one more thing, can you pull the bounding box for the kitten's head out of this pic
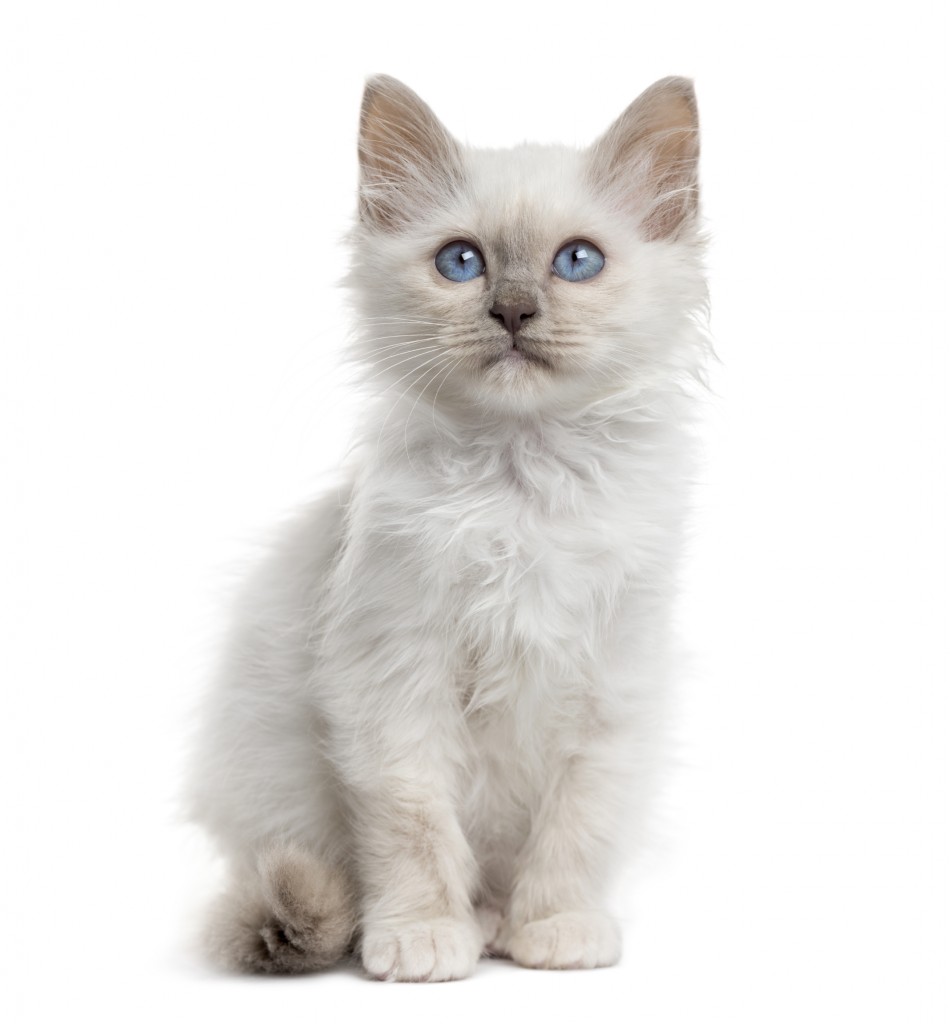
[347,75,706,418]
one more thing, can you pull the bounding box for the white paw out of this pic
[361,916,482,982]
[507,911,621,970]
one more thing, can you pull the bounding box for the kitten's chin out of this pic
[472,349,561,414]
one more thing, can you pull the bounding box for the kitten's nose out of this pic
[489,301,536,335]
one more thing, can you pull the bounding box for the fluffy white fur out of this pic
[188,75,708,981]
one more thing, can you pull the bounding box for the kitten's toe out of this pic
[361,916,482,982]
[508,911,621,970]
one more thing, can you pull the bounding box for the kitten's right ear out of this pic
[358,76,464,230]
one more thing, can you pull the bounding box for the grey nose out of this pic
[489,301,536,334]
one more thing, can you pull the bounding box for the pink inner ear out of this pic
[358,76,462,230]
[589,77,700,241]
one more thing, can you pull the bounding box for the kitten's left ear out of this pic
[589,77,700,240]
[358,75,464,230]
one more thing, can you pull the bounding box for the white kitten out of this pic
[188,74,707,981]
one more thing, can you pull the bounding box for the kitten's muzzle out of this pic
[489,301,536,335]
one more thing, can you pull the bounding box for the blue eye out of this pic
[552,240,605,282]
[435,240,486,282]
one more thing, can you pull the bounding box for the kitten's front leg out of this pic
[498,599,668,971]
[326,644,481,982]
[497,728,635,971]
[351,771,483,982]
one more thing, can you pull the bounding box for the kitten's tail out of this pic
[206,840,356,974]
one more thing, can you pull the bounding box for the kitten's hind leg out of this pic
[206,841,356,974]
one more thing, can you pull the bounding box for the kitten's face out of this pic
[349,77,703,417]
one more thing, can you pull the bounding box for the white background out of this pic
[1,1,947,1021]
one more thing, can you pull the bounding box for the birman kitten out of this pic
[189,73,707,981]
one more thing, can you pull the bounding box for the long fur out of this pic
[187,74,708,982]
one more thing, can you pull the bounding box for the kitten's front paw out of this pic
[507,911,621,970]
[361,916,482,982]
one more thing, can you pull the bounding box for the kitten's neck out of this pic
[364,384,689,468]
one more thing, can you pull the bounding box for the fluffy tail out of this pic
[206,841,356,974]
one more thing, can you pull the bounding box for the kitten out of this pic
[188,74,707,982]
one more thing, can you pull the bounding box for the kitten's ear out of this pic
[589,77,700,240]
[358,75,464,230]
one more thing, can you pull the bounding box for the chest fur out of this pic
[418,437,637,678]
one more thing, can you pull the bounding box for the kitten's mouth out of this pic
[485,339,552,370]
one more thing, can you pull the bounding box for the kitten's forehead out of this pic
[460,144,601,253]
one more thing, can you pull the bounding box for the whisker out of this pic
[429,355,464,421]
[362,348,445,384]
[404,356,461,464]
[377,349,456,399]
[358,331,483,354]
[359,317,452,328]
[368,343,443,361]
[367,334,469,354]
[374,352,456,461]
